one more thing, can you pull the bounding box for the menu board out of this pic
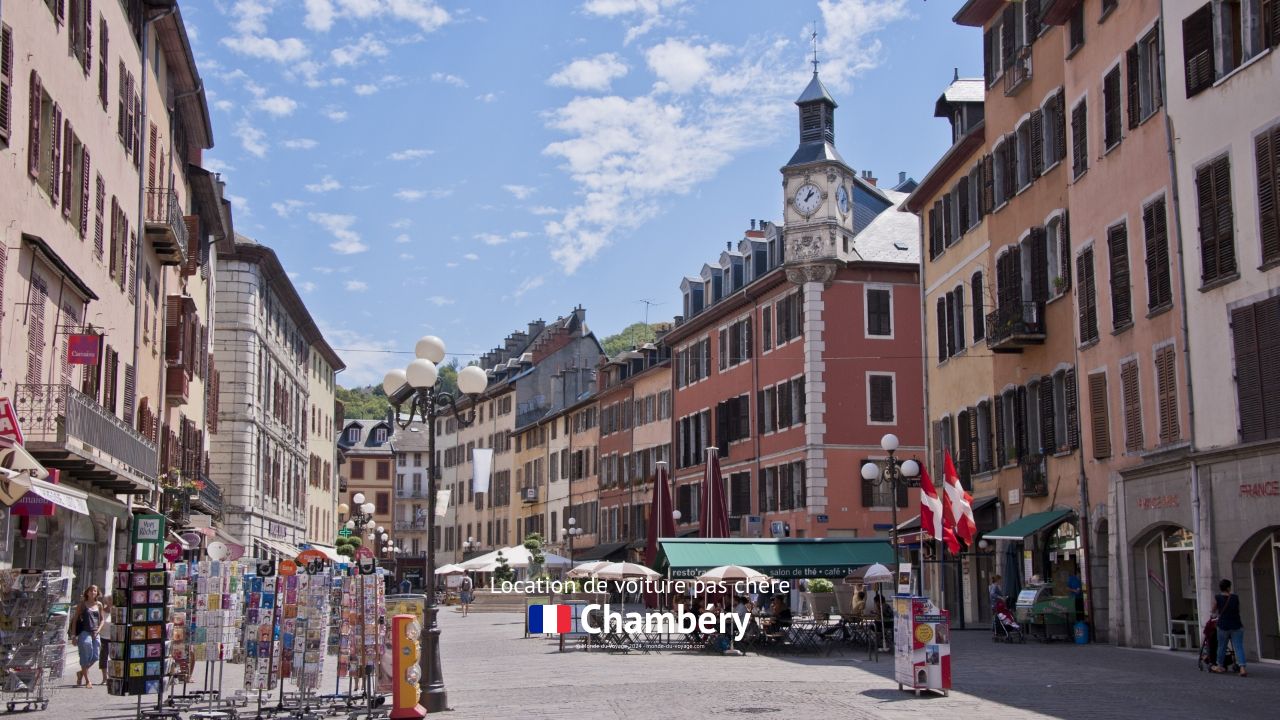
[106,563,172,696]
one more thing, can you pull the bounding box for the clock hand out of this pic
[806,190,815,201]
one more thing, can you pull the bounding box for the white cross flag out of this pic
[472,448,494,493]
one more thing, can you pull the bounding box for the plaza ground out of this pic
[28,608,1280,719]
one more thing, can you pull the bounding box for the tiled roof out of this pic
[943,78,985,104]
[849,190,921,265]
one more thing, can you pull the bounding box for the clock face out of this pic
[793,183,823,215]
[836,184,850,215]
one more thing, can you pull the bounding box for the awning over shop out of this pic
[984,509,1073,541]
[303,543,343,562]
[257,537,300,559]
[575,541,628,561]
[657,538,895,579]
[25,479,90,515]
[86,493,131,520]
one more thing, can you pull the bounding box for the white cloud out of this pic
[388,148,434,161]
[390,218,412,229]
[583,0,687,44]
[817,0,911,84]
[475,92,497,103]
[316,324,401,385]
[463,253,479,261]
[305,175,343,193]
[395,188,451,201]
[430,72,467,87]
[310,213,369,254]
[256,95,299,116]
[503,184,536,200]
[548,53,629,92]
[299,281,318,293]
[203,157,234,175]
[402,253,417,260]
[354,84,379,95]
[303,0,336,31]
[394,233,411,243]
[283,138,318,150]
[426,296,455,306]
[226,193,251,215]
[385,0,451,32]
[234,120,268,157]
[345,280,369,292]
[512,275,544,298]
[475,231,529,246]
[331,34,388,66]
[307,0,451,34]
[214,99,234,112]
[645,39,728,94]
[323,107,349,122]
[222,35,309,63]
[529,205,559,216]
[272,199,308,217]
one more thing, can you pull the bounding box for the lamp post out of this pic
[340,494,380,560]
[566,518,583,563]
[383,336,488,714]
[859,433,921,572]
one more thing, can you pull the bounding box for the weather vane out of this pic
[811,22,819,75]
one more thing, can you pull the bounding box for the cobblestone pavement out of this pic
[16,608,1280,719]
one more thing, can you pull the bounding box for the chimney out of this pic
[899,171,907,185]
[528,319,546,338]
[726,241,732,251]
[862,169,877,187]
[750,219,757,230]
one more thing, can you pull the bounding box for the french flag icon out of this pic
[528,604,574,634]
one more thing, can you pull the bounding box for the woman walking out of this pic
[68,585,104,687]
[1212,578,1248,677]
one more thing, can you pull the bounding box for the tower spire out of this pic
[811,22,820,75]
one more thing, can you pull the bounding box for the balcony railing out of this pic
[395,486,430,499]
[15,384,158,487]
[394,519,428,532]
[160,487,192,525]
[194,472,223,518]
[1022,455,1048,498]
[986,300,1046,352]
[1004,45,1032,96]
[144,187,188,266]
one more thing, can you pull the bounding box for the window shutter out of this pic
[982,153,995,213]
[1107,223,1132,327]
[1196,156,1237,283]
[1061,210,1073,290]
[1183,4,1216,98]
[49,105,62,204]
[1121,360,1143,451]
[958,409,973,484]
[936,297,947,361]
[1155,346,1180,444]
[1144,198,1172,309]
[83,0,93,74]
[945,293,956,358]
[1255,297,1280,441]
[1127,45,1141,129]
[0,24,12,143]
[127,231,136,296]
[967,408,979,477]
[1065,368,1080,450]
[1014,386,1028,460]
[1030,108,1044,178]
[56,0,66,24]
[954,286,966,351]
[1026,0,1042,39]
[98,19,108,107]
[1071,99,1088,177]
[1039,375,1056,454]
[1078,248,1098,342]
[165,296,183,365]
[123,362,135,424]
[972,272,985,341]
[1004,132,1017,199]
[958,176,970,229]
[1001,6,1016,69]
[943,192,954,246]
[993,394,1006,465]
[25,278,47,385]
[61,121,74,217]
[27,71,41,178]
[983,28,994,86]
[896,473,908,508]
[117,61,126,140]
[1256,126,1280,264]
[1030,226,1049,303]
[1269,0,1280,48]
[861,469,873,508]
[94,175,105,258]
[1053,91,1067,162]
[1089,373,1112,459]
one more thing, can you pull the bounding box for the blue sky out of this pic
[191,1,979,386]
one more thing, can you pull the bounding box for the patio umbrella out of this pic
[861,563,893,584]
[699,447,730,538]
[593,562,661,580]
[644,461,678,608]
[434,563,467,575]
[695,565,769,584]
[567,561,612,578]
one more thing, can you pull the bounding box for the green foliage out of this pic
[335,544,354,558]
[808,578,836,593]
[601,322,663,356]
[492,551,515,584]
[336,385,392,420]
[523,533,546,566]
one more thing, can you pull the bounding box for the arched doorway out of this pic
[1134,525,1198,649]
[1235,527,1280,662]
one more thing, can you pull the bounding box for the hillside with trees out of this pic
[601,322,668,356]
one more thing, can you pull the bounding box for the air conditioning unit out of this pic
[743,515,763,538]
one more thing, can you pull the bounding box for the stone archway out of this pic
[1232,526,1280,662]
[1131,523,1197,650]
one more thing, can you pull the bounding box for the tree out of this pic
[601,322,664,356]
[492,551,514,584]
[336,385,392,420]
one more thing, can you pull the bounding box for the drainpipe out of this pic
[1157,1,1210,626]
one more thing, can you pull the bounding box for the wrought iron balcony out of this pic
[395,486,430,499]
[193,472,223,518]
[1004,45,1032,96]
[15,384,158,492]
[986,300,1046,352]
[1022,455,1048,498]
[144,187,189,266]
[394,519,428,532]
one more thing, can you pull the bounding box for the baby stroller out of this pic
[992,599,1025,643]
[1198,617,1238,672]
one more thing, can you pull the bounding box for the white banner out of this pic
[436,489,451,517]
[472,448,494,493]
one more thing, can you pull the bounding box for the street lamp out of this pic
[860,433,921,571]
[566,518,583,563]
[383,336,488,714]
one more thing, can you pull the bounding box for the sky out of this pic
[190,0,980,387]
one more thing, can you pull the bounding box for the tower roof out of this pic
[795,72,838,107]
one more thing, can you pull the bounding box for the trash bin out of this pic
[1073,621,1089,644]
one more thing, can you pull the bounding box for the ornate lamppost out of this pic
[859,433,920,570]
[383,336,488,713]
[566,517,583,563]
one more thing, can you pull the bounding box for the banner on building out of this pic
[472,448,493,493]
[435,489,450,517]
[67,334,101,365]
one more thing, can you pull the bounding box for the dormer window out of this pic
[345,427,360,444]
[372,427,388,444]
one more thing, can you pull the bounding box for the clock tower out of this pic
[781,68,857,283]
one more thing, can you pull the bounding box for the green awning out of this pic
[85,493,131,521]
[984,509,1072,541]
[657,538,895,579]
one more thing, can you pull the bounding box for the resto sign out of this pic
[67,335,100,365]
[0,398,24,446]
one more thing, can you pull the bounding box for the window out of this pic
[1026,380,1043,454]
[868,374,895,424]
[715,394,752,447]
[774,291,803,345]
[928,202,944,259]
[1120,359,1144,451]
[1077,247,1099,343]
[1230,296,1280,442]
[1257,124,1280,265]
[719,316,753,369]
[1195,154,1237,284]
[967,164,982,228]
[993,139,1009,206]
[1183,4,1217,97]
[972,272,985,342]
[1101,0,1118,19]
[1103,66,1123,150]
[1047,214,1070,296]
[729,472,752,517]
[1069,1,1086,52]
[861,457,901,508]
[1016,119,1033,190]
[1143,198,1173,310]
[983,14,1006,87]
[350,459,365,479]
[0,25,12,146]
[936,297,948,362]
[976,400,994,471]
[1088,372,1111,459]
[1219,0,1272,76]
[1107,222,1132,329]
[1155,344,1181,444]
[1071,98,1089,178]
[866,287,892,337]
[1128,27,1162,128]
[1043,90,1067,169]
[952,285,966,352]
[762,303,773,348]
[376,491,390,515]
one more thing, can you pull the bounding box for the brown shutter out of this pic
[183,215,201,276]
[1054,91,1067,162]
[982,153,995,213]
[983,28,994,86]
[1232,303,1265,441]
[1004,133,1017,198]
[1183,4,1216,98]
[1089,373,1112,459]
[1121,360,1143,451]
[49,105,62,203]
[98,19,108,107]
[116,61,126,139]
[1257,126,1280,265]
[61,121,74,217]
[1108,223,1132,327]
[967,408,980,474]
[1001,6,1016,69]
[1259,297,1280,440]
[27,71,40,178]
[1030,226,1049,303]
[94,175,105,257]
[147,122,157,191]
[1030,108,1044,178]
[1077,248,1098,342]
[79,147,90,237]
[1145,198,1172,309]
[972,271,985,341]
[127,230,136,295]
[1061,210,1073,290]
[936,297,947,361]
[1065,368,1081,450]
[1127,44,1141,129]
[1014,386,1028,460]
[1155,345,1180,444]
[957,409,973,484]
[1039,375,1056,453]
[108,196,118,278]
[25,278,47,385]
[0,24,12,143]
[165,295,183,364]
[1196,156,1237,283]
[1071,98,1088,177]
[958,175,970,230]
[83,0,92,74]
[123,362,136,424]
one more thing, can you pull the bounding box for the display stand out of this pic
[331,564,387,719]
[240,566,284,720]
[0,569,69,713]
[173,560,247,720]
[892,595,951,697]
[275,565,330,720]
[106,562,180,720]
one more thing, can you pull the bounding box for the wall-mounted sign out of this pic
[67,335,101,365]
[268,521,287,537]
[1240,481,1279,498]
[1136,495,1180,509]
[0,399,25,446]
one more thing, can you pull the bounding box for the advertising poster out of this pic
[893,595,951,695]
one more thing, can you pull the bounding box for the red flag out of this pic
[942,450,977,546]
[920,465,959,554]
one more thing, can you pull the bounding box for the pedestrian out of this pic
[1212,578,1248,677]
[989,574,1005,614]
[459,574,474,617]
[68,585,103,688]
[399,577,411,595]
[1067,571,1084,615]
[98,598,113,685]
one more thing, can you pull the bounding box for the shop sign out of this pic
[816,514,829,524]
[66,335,100,365]
[133,514,166,544]
[163,542,184,562]
[337,528,353,537]
[896,563,913,595]
[1240,481,1279,498]
[1136,495,1180,510]
[0,398,24,446]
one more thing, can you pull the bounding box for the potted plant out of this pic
[804,578,837,618]
[1053,276,1068,294]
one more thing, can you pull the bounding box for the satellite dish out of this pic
[206,541,229,561]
